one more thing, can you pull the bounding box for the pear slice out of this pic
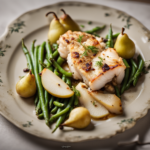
[41,68,74,98]
[89,90,122,114]
[76,82,109,119]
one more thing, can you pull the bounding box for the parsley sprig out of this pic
[95,57,103,68]
[77,35,99,57]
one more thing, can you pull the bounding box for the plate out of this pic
[0,1,150,142]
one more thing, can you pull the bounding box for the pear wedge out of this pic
[41,68,74,98]
[76,82,109,119]
[89,90,122,114]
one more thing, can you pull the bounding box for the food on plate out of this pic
[57,30,126,90]
[62,107,91,129]
[46,12,67,44]
[114,28,135,59]
[60,9,81,31]
[89,90,122,114]
[16,71,36,98]
[41,68,74,98]
[16,9,145,133]
[76,82,109,119]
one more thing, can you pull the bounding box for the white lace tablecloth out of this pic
[0,0,150,150]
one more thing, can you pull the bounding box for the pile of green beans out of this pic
[21,39,78,132]
[120,55,144,94]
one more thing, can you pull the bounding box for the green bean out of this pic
[53,101,64,107]
[121,59,130,94]
[105,33,120,39]
[54,69,60,76]
[53,56,65,76]
[34,93,39,105]
[49,96,55,109]
[50,107,70,123]
[52,50,59,59]
[51,59,72,77]
[125,59,137,90]
[36,100,41,115]
[30,40,36,70]
[49,95,74,124]
[38,113,44,119]
[106,25,113,48]
[74,95,79,106]
[34,44,49,126]
[51,98,59,114]
[45,90,49,110]
[52,100,68,133]
[66,106,74,118]
[52,114,66,133]
[22,39,34,74]
[114,86,121,99]
[51,106,58,114]
[57,56,65,66]
[85,25,106,34]
[52,43,59,50]
[66,77,71,88]
[130,58,138,69]
[39,42,46,73]
[133,55,144,86]
[62,74,66,82]
[45,40,53,59]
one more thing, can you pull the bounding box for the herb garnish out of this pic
[77,35,83,44]
[95,57,103,68]
[92,101,97,107]
[72,86,81,97]
[80,25,85,28]
[77,35,99,57]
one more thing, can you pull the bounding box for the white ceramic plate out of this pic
[0,1,150,142]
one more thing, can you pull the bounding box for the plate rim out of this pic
[0,1,150,142]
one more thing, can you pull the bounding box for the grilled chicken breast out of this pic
[57,30,126,90]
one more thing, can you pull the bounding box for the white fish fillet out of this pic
[57,30,126,90]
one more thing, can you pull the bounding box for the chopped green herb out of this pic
[80,25,85,28]
[95,57,103,68]
[77,35,99,57]
[72,86,81,97]
[77,35,83,44]
[148,64,150,69]
[88,21,92,25]
[92,101,97,107]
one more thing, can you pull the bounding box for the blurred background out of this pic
[0,0,150,150]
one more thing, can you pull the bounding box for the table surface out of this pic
[0,0,150,150]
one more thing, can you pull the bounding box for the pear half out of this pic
[76,82,109,119]
[16,72,36,98]
[89,91,123,114]
[41,68,74,98]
